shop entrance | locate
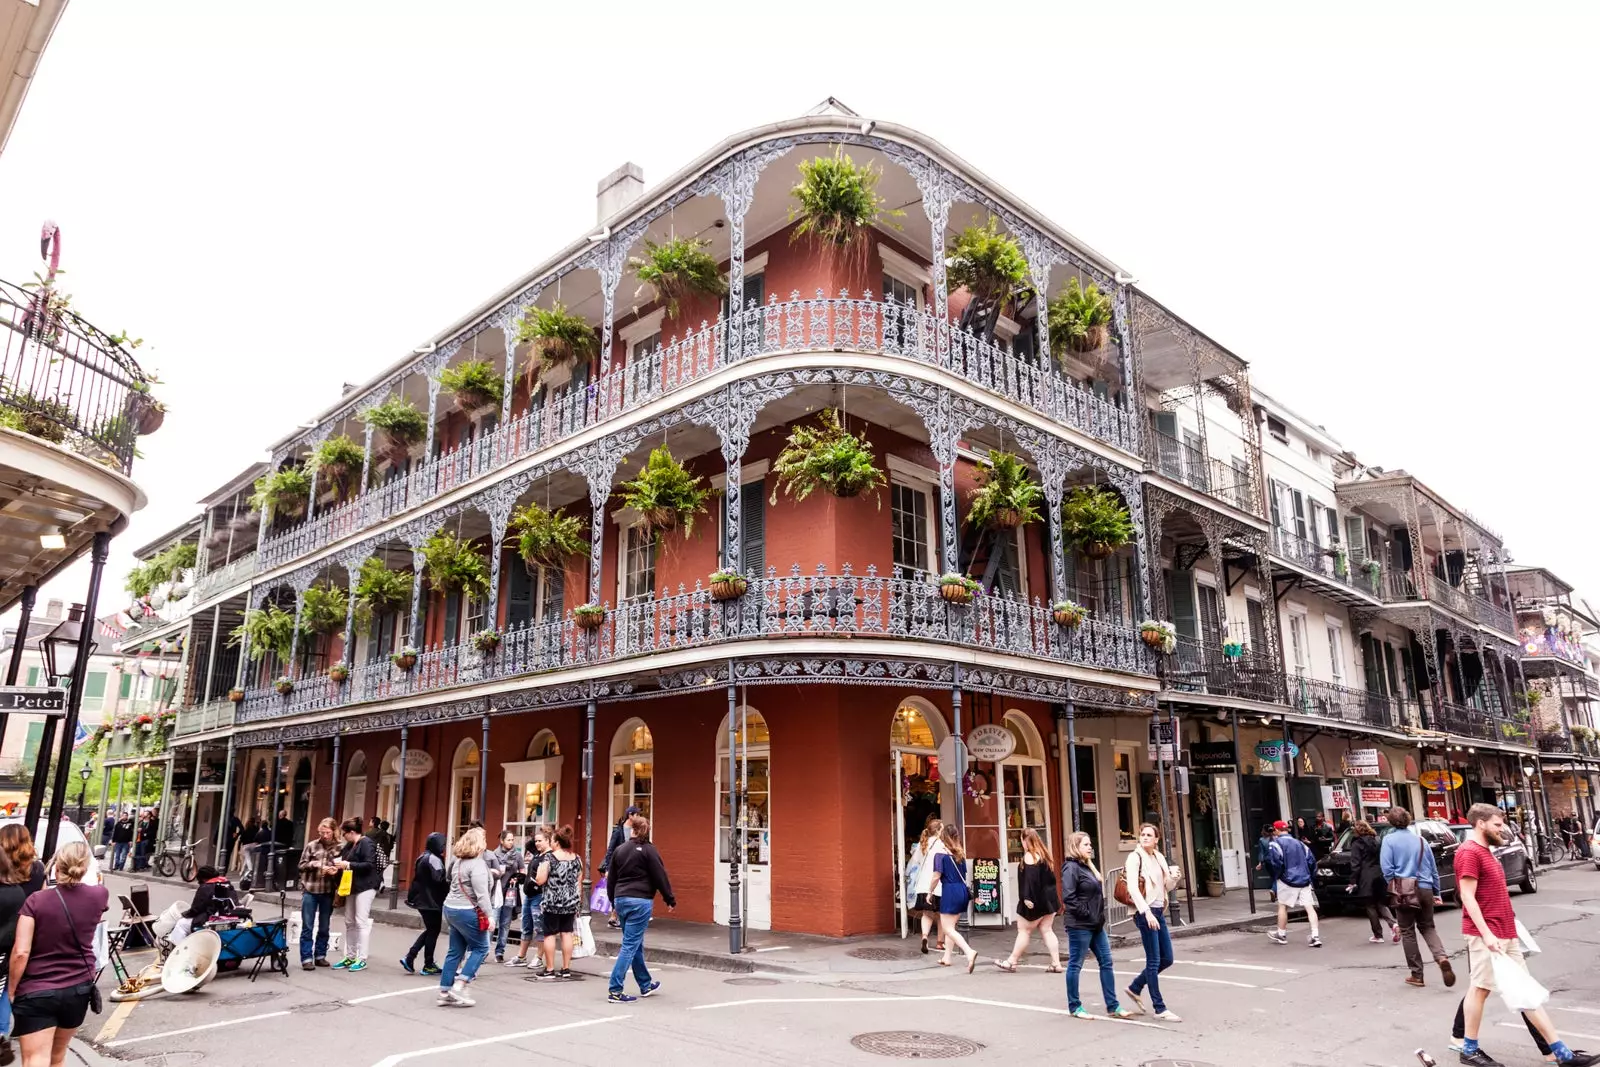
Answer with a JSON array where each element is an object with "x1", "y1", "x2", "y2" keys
[
  {"x1": 1211, "y1": 774, "x2": 1248, "y2": 887},
  {"x1": 343, "y1": 751, "x2": 368, "y2": 824},
  {"x1": 714, "y1": 707, "x2": 770, "y2": 930},
  {"x1": 890, "y1": 698, "x2": 952, "y2": 937},
  {"x1": 1241, "y1": 773, "x2": 1282, "y2": 891},
  {"x1": 997, "y1": 713, "x2": 1050, "y2": 922},
  {"x1": 504, "y1": 731, "x2": 561, "y2": 845}
]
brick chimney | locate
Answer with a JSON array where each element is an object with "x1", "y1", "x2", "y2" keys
[{"x1": 597, "y1": 163, "x2": 644, "y2": 224}]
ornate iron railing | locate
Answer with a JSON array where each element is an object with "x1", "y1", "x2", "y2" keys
[
  {"x1": 237, "y1": 565, "x2": 1155, "y2": 722},
  {"x1": 1536, "y1": 730, "x2": 1572, "y2": 754},
  {"x1": 1473, "y1": 596, "x2": 1515, "y2": 636},
  {"x1": 1270, "y1": 526, "x2": 1382, "y2": 597},
  {"x1": 175, "y1": 699, "x2": 236, "y2": 737},
  {"x1": 194, "y1": 551, "x2": 257, "y2": 602},
  {"x1": 258, "y1": 293, "x2": 1140, "y2": 569},
  {"x1": 1167, "y1": 636, "x2": 1284, "y2": 703},
  {"x1": 0, "y1": 277, "x2": 153, "y2": 476},
  {"x1": 1287, "y1": 675, "x2": 1406, "y2": 730},
  {"x1": 1434, "y1": 699, "x2": 1525, "y2": 744}
]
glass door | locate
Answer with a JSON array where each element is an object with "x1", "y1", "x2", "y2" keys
[
  {"x1": 1000, "y1": 761, "x2": 1049, "y2": 921},
  {"x1": 715, "y1": 710, "x2": 769, "y2": 930},
  {"x1": 1214, "y1": 774, "x2": 1246, "y2": 887}
]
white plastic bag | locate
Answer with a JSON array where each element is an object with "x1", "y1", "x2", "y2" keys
[
  {"x1": 1515, "y1": 918, "x2": 1541, "y2": 956},
  {"x1": 1490, "y1": 950, "x2": 1549, "y2": 1013},
  {"x1": 572, "y1": 915, "x2": 596, "y2": 959}
]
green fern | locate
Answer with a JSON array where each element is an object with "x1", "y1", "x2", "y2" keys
[
  {"x1": 631, "y1": 236, "x2": 727, "y2": 318},
  {"x1": 510, "y1": 502, "x2": 590, "y2": 570},
  {"x1": 420, "y1": 531, "x2": 490, "y2": 599},
  {"x1": 355, "y1": 557, "x2": 412, "y2": 620},
  {"x1": 360, "y1": 397, "x2": 428, "y2": 451},
  {"x1": 771, "y1": 408, "x2": 886, "y2": 504},
  {"x1": 619, "y1": 446, "x2": 711, "y2": 537},
  {"x1": 229, "y1": 604, "x2": 310, "y2": 662},
  {"x1": 1047, "y1": 277, "x2": 1113, "y2": 355},
  {"x1": 1060, "y1": 485, "x2": 1134, "y2": 553},
  {"x1": 249, "y1": 466, "x2": 312, "y2": 520},
  {"x1": 789, "y1": 148, "x2": 904, "y2": 255},
  {"x1": 438, "y1": 359, "x2": 504, "y2": 410},
  {"x1": 516, "y1": 303, "x2": 598, "y2": 379},
  {"x1": 964, "y1": 451, "x2": 1042, "y2": 529},
  {"x1": 947, "y1": 217, "x2": 1029, "y2": 313},
  {"x1": 311, "y1": 434, "x2": 367, "y2": 500}
]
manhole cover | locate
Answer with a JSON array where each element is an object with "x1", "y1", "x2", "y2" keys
[
  {"x1": 292, "y1": 1001, "x2": 345, "y2": 1014},
  {"x1": 132, "y1": 1055, "x2": 206, "y2": 1067},
  {"x1": 723, "y1": 977, "x2": 782, "y2": 986},
  {"x1": 847, "y1": 947, "x2": 917, "y2": 961},
  {"x1": 850, "y1": 1032, "x2": 980, "y2": 1059}
]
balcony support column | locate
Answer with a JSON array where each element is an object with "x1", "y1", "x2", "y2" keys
[
  {"x1": 483, "y1": 485, "x2": 520, "y2": 633},
  {"x1": 0, "y1": 583, "x2": 36, "y2": 751},
  {"x1": 358, "y1": 422, "x2": 374, "y2": 522},
  {"x1": 390, "y1": 725, "x2": 408, "y2": 909},
  {"x1": 329, "y1": 731, "x2": 342, "y2": 820},
  {"x1": 1105, "y1": 467, "x2": 1153, "y2": 621},
  {"x1": 949, "y1": 663, "x2": 965, "y2": 842},
  {"x1": 477, "y1": 714, "x2": 490, "y2": 824},
  {"x1": 185, "y1": 740, "x2": 204, "y2": 849},
  {"x1": 577, "y1": 450, "x2": 624, "y2": 607},
  {"x1": 421, "y1": 346, "x2": 456, "y2": 465},
  {"x1": 905, "y1": 389, "x2": 974, "y2": 578},
  {"x1": 499, "y1": 302, "x2": 534, "y2": 432},
  {"x1": 213, "y1": 742, "x2": 236, "y2": 866},
  {"x1": 693, "y1": 388, "x2": 761, "y2": 580},
  {"x1": 915, "y1": 172, "x2": 952, "y2": 325},
  {"x1": 1113, "y1": 286, "x2": 1139, "y2": 421},
  {"x1": 407, "y1": 545, "x2": 427, "y2": 650},
  {"x1": 200, "y1": 603, "x2": 222, "y2": 705},
  {"x1": 599, "y1": 239, "x2": 624, "y2": 378}
]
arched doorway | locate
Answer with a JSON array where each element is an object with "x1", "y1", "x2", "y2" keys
[
  {"x1": 715, "y1": 708, "x2": 770, "y2": 930},
  {"x1": 504, "y1": 730, "x2": 562, "y2": 844},
  {"x1": 609, "y1": 719, "x2": 653, "y2": 828},
  {"x1": 377, "y1": 747, "x2": 401, "y2": 888},
  {"x1": 448, "y1": 739, "x2": 480, "y2": 843},
  {"x1": 890, "y1": 697, "x2": 951, "y2": 936},
  {"x1": 343, "y1": 751, "x2": 369, "y2": 824},
  {"x1": 998, "y1": 712, "x2": 1049, "y2": 921}
]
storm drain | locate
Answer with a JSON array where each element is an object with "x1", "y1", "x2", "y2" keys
[
  {"x1": 291, "y1": 1000, "x2": 345, "y2": 1014},
  {"x1": 850, "y1": 1032, "x2": 980, "y2": 1059},
  {"x1": 724, "y1": 976, "x2": 784, "y2": 986},
  {"x1": 847, "y1": 946, "x2": 918, "y2": 961}
]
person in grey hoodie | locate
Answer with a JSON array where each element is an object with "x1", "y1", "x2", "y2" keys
[
  {"x1": 438, "y1": 827, "x2": 494, "y2": 1007},
  {"x1": 401, "y1": 832, "x2": 447, "y2": 976},
  {"x1": 490, "y1": 830, "x2": 524, "y2": 963}
]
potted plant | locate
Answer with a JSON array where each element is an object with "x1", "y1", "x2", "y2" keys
[
  {"x1": 438, "y1": 358, "x2": 505, "y2": 412},
  {"x1": 788, "y1": 147, "x2": 903, "y2": 264},
  {"x1": 1061, "y1": 485, "x2": 1135, "y2": 559},
  {"x1": 300, "y1": 584, "x2": 356, "y2": 635},
  {"x1": 509, "y1": 502, "x2": 590, "y2": 571},
  {"x1": 249, "y1": 466, "x2": 312, "y2": 521},
  {"x1": 329, "y1": 662, "x2": 350, "y2": 683},
  {"x1": 620, "y1": 446, "x2": 710, "y2": 536},
  {"x1": 391, "y1": 646, "x2": 419, "y2": 671},
  {"x1": 135, "y1": 713, "x2": 154, "y2": 732},
  {"x1": 127, "y1": 380, "x2": 167, "y2": 435},
  {"x1": 770, "y1": 408, "x2": 886, "y2": 503},
  {"x1": 472, "y1": 629, "x2": 501, "y2": 655},
  {"x1": 1195, "y1": 846, "x2": 1225, "y2": 898},
  {"x1": 274, "y1": 676, "x2": 295, "y2": 696},
  {"x1": 516, "y1": 303, "x2": 598, "y2": 380},
  {"x1": 2, "y1": 392, "x2": 72, "y2": 443},
  {"x1": 1140, "y1": 620, "x2": 1177, "y2": 654},
  {"x1": 1046, "y1": 277, "x2": 1114, "y2": 355},
  {"x1": 938, "y1": 573, "x2": 980, "y2": 605},
  {"x1": 311, "y1": 434, "x2": 367, "y2": 502},
  {"x1": 1363, "y1": 559, "x2": 1382, "y2": 587},
  {"x1": 630, "y1": 236, "x2": 728, "y2": 318},
  {"x1": 355, "y1": 557, "x2": 412, "y2": 619},
  {"x1": 574, "y1": 603, "x2": 607, "y2": 631},
  {"x1": 947, "y1": 217, "x2": 1029, "y2": 325},
  {"x1": 1052, "y1": 600, "x2": 1087, "y2": 628},
  {"x1": 228, "y1": 687, "x2": 245, "y2": 704},
  {"x1": 965, "y1": 450, "x2": 1042, "y2": 530},
  {"x1": 228, "y1": 603, "x2": 305, "y2": 663},
  {"x1": 1222, "y1": 639, "x2": 1244, "y2": 660},
  {"x1": 360, "y1": 397, "x2": 429, "y2": 467},
  {"x1": 1331, "y1": 547, "x2": 1349, "y2": 579},
  {"x1": 710, "y1": 569, "x2": 747, "y2": 601},
  {"x1": 420, "y1": 530, "x2": 491, "y2": 599}
]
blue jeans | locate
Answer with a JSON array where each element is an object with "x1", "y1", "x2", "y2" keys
[
  {"x1": 0, "y1": 984, "x2": 10, "y2": 1036},
  {"x1": 521, "y1": 893, "x2": 543, "y2": 944},
  {"x1": 608, "y1": 897, "x2": 654, "y2": 994},
  {"x1": 112, "y1": 842, "x2": 130, "y2": 870},
  {"x1": 439, "y1": 907, "x2": 489, "y2": 989},
  {"x1": 1128, "y1": 910, "x2": 1173, "y2": 1013},
  {"x1": 494, "y1": 902, "x2": 518, "y2": 957},
  {"x1": 1066, "y1": 926, "x2": 1120, "y2": 1014},
  {"x1": 299, "y1": 892, "x2": 334, "y2": 962}
]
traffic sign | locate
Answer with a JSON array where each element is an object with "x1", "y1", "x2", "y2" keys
[{"x1": 0, "y1": 688, "x2": 67, "y2": 714}]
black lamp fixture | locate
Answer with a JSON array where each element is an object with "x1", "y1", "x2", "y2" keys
[{"x1": 37, "y1": 605, "x2": 96, "y2": 685}]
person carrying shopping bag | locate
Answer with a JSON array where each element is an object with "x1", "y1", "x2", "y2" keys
[
  {"x1": 437, "y1": 827, "x2": 494, "y2": 1007},
  {"x1": 332, "y1": 818, "x2": 381, "y2": 972},
  {"x1": 930, "y1": 826, "x2": 977, "y2": 973}
]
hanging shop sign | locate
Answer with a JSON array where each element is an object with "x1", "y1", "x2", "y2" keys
[
  {"x1": 965, "y1": 724, "x2": 1016, "y2": 763},
  {"x1": 1148, "y1": 719, "x2": 1176, "y2": 764},
  {"x1": 1255, "y1": 740, "x2": 1299, "y2": 763},
  {"x1": 1324, "y1": 783, "x2": 1352, "y2": 811},
  {"x1": 1359, "y1": 786, "x2": 1392, "y2": 807},
  {"x1": 1187, "y1": 741, "x2": 1237, "y2": 773},
  {"x1": 1080, "y1": 790, "x2": 1098, "y2": 812},
  {"x1": 971, "y1": 857, "x2": 1002, "y2": 914},
  {"x1": 392, "y1": 750, "x2": 436, "y2": 779},
  {"x1": 1418, "y1": 770, "x2": 1464, "y2": 791},
  {"x1": 1341, "y1": 749, "x2": 1380, "y2": 777},
  {"x1": 1426, "y1": 792, "x2": 1449, "y2": 820}
]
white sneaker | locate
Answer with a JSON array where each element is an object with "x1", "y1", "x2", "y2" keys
[
  {"x1": 1308, "y1": 935, "x2": 1323, "y2": 948},
  {"x1": 436, "y1": 989, "x2": 455, "y2": 1006},
  {"x1": 1268, "y1": 930, "x2": 1288, "y2": 945},
  {"x1": 507, "y1": 956, "x2": 526, "y2": 967},
  {"x1": 1154, "y1": 1009, "x2": 1182, "y2": 1022},
  {"x1": 450, "y1": 981, "x2": 475, "y2": 1007}
]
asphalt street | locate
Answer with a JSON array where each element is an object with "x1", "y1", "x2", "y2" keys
[{"x1": 82, "y1": 866, "x2": 1599, "y2": 1067}]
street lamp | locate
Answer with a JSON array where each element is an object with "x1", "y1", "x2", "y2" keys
[
  {"x1": 76, "y1": 765, "x2": 91, "y2": 823},
  {"x1": 38, "y1": 613, "x2": 97, "y2": 686}
]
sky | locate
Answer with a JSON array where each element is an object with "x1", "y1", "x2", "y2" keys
[{"x1": 2, "y1": 1, "x2": 1597, "y2": 625}]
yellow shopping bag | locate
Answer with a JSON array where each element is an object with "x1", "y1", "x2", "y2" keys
[{"x1": 337, "y1": 869, "x2": 353, "y2": 897}]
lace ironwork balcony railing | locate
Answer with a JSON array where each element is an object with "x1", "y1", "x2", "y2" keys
[
  {"x1": 0, "y1": 277, "x2": 154, "y2": 476},
  {"x1": 175, "y1": 699, "x2": 236, "y2": 737},
  {"x1": 194, "y1": 551, "x2": 257, "y2": 601},
  {"x1": 1434, "y1": 700, "x2": 1525, "y2": 744},
  {"x1": 1286, "y1": 675, "x2": 1403, "y2": 730},
  {"x1": 1166, "y1": 637, "x2": 1284, "y2": 704},
  {"x1": 257, "y1": 293, "x2": 1141, "y2": 569},
  {"x1": 1472, "y1": 596, "x2": 1515, "y2": 636},
  {"x1": 1535, "y1": 730, "x2": 1578, "y2": 754},
  {"x1": 1270, "y1": 527, "x2": 1382, "y2": 598},
  {"x1": 236, "y1": 565, "x2": 1156, "y2": 722},
  {"x1": 1145, "y1": 428, "x2": 1257, "y2": 514}
]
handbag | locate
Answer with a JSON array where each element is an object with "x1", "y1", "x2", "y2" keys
[
  {"x1": 1113, "y1": 852, "x2": 1152, "y2": 909},
  {"x1": 336, "y1": 869, "x2": 353, "y2": 897},
  {"x1": 1386, "y1": 832, "x2": 1423, "y2": 910},
  {"x1": 590, "y1": 877, "x2": 612, "y2": 915},
  {"x1": 455, "y1": 863, "x2": 491, "y2": 932},
  {"x1": 572, "y1": 914, "x2": 596, "y2": 959},
  {"x1": 54, "y1": 888, "x2": 102, "y2": 1015}
]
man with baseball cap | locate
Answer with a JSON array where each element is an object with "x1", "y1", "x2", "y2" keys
[{"x1": 1264, "y1": 819, "x2": 1321, "y2": 948}]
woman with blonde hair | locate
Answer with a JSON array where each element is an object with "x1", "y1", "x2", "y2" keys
[
  {"x1": 1123, "y1": 822, "x2": 1181, "y2": 1021},
  {"x1": 1060, "y1": 831, "x2": 1134, "y2": 1019},
  {"x1": 907, "y1": 818, "x2": 946, "y2": 954},
  {"x1": 438, "y1": 826, "x2": 493, "y2": 1007},
  {"x1": 994, "y1": 827, "x2": 1061, "y2": 972},
  {"x1": 8, "y1": 842, "x2": 107, "y2": 1067},
  {"x1": 930, "y1": 825, "x2": 977, "y2": 972}
]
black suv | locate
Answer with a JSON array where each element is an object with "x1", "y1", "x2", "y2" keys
[
  {"x1": 1448, "y1": 823, "x2": 1537, "y2": 894},
  {"x1": 1311, "y1": 819, "x2": 1460, "y2": 913}
]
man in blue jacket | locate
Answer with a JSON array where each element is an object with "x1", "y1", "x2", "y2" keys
[
  {"x1": 1265, "y1": 820, "x2": 1321, "y2": 948},
  {"x1": 1378, "y1": 806, "x2": 1452, "y2": 988}
]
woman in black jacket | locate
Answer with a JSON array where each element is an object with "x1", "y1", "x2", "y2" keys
[
  {"x1": 334, "y1": 817, "x2": 381, "y2": 971},
  {"x1": 1061, "y1": 832, "x2": 1134, "y2": 1020},
  {"x1": 1347, "y1": 820, "x2": 1398, "y2": 943},
  {"x1": 401, "y1": 832, "x2": 447, "y2": 976},
  {"x1": 604, "y1": 815, "x2": 674, "y2": 1003},
  {"x1": 994, "y1": 829, "x2": 1061, "y2": 972}
]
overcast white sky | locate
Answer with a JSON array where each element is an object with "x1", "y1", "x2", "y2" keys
[{"x1": 3, "y1": 1, "x2": 1597, "y2": 623}]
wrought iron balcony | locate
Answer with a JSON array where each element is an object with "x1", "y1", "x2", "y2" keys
[
  {"x1": 1286, "y1": 675, "x2": 1407, "y2": 730},
  {"x1": 1145, "y1": 428, "x2": 1256, "y2": 513},
  {"x1": 1270, "y1": 526, "x2": 1383, "y2": 598},
  {"x1": 175, "y1": 698, "x2": 236, "y2": 738},
  {"x1": 194, "y1": 551, "x2": 257, "y2": 602},
  {"x1": 0, "y1": 277, "x2": 154, "y2": 476},
  {"x1": 1166, "y1": 636, "x2": 1284, "y2": 704},
  {"x1": 257, "y1": 293, "x2": 1141, "y2": 570},
  {"x1": 236, "y1": 564, "x2": 1156, "y2": 722},
  {"x1": 1434, "y1": 699, "x2": 1525, "y2": 745}
]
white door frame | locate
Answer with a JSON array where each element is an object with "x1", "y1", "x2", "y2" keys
[
  {"x1": 1213, "y1": 772, "x2": 1247, "y2": 888},
  {"x1": 714, "y1": 706, "x2": 770, "y2": 930}
]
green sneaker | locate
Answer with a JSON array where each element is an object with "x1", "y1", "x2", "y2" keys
[
  {"x1": 331, "y1": 957, "x2": 354, "y2": 970},
  {"x1": 346, "y1": 959, "x2": 367, "y2": 972},
  {"x1": 1070, "y1": 1007, "x2": 1095, "y2": 1020}
]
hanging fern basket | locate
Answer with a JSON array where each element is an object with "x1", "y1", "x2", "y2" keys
[
  {"x1": 991, "y1": 508, "x2": 1024, "y2": 531},
  {"x1": 710, "y1": 574, "x2": 748, "y2": 601},
  {"x1": 574, "y1": 605, "x2": 607, "y2": 631},
  {"x1": 1083, "y1": 540, "x2": 1115, "y2": 560},
  {"x1": 1067, "y1": 323, "x2": 1109, "y2": 353}
]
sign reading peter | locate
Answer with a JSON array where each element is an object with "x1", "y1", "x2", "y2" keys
[{"x1": 0, "y1": 688, "x2": 66, "y2": 714}]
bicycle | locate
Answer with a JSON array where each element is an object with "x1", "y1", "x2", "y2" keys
[{"x1": 152, "y1": 838, "x2": 203, "y2": 882}]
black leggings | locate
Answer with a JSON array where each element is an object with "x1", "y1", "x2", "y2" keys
[
  {"x1": 1365, "y1": 902, "x2": 1396, "y2": 939},
  {"x1": 407, "y1": 908, "x2": 442, "y2": 968}
]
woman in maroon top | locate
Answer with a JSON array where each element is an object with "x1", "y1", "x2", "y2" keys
[{"x1": 7, "y1": 842, "x2": 107, "y2": 1067}]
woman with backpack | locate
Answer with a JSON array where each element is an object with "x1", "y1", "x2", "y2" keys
[
  {"x1": 438, "y1": 827, "x2": 494, "y2": 1007},
  {"x1": 332, "y1": 817, "x2": 381, "y2": 972},
  {"x1": 993, "y1": 828, "x2": 1062, "y2": 972},
  {"x1": 1347, "y1": 820, "x2": 1399, "y2": 944},
  {"x1": 401, "y1": 832, "x2": 447, "y2": 976},
  {"x1": 930, "y1": 825, "x2": 977, "y2": 973},
  {"x1": 534, "y1": 825, "x2": 582, "y2": 980},
  {"x1": 1060, "y1": 831, "x2": 1135, "y2": 1020},
  {"x1": 906, "y1": 819, "x2": 946, "y2": 955}
]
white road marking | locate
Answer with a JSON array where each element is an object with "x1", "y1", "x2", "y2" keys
[
  {"x1": 1122, "y1": 958, "x2": 1298, "y2": 974},
  {"x1": 368, "y1": 1015, "x2": 630, "y2": 1067},
  {"x1": 1550, "y1": 1005, "x2": 1600, "y2": 1018},
  {"x1": 347, "y1": 985, "x2": 439, "y2": 1005},
  {"x1": 690, "y1": 993, "x2": 1173, "y2": 1029},
  {"x1": 1501, "y1": 1022, "x2": 1600, "y2": 1041},
  {"x1": 753, "y1": 945, "x2": 792, "y2": 952},
  {"x1": 1112, "y1": 969, "x2": 1275, "y2": 990},
  {"x1": 105, "y1": 1010, "x2": 293, "y2": 1048}
]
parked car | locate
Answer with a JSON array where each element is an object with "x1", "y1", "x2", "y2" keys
[
  {"x1": 1450, "y1": 823, "x2": 1537, "y2": 894},
  {"x1": 1313, "y1": 819, "x2": 1459, "y2": 912}
]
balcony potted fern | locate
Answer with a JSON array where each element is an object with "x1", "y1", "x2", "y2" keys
[
  {"x1": 1061, "y1": 485, "x2": 1135, "y2": 560},
  {"x1": 630, "y1": 236, "x2": 727, "y2": 318},
  {"x1": 939, "y1": 573, "x2": 979, "y2": 606},
  {"x1": 249, "y1": 466, "x2": 312, "y2": 522},
  {"x1": 228, "y1": 687, "x2": 245, "y2": 704},
  {"x1": 947, "y1": 217, "x2": 1029, "y2": 324},
  {"x1": 710, "y1": 569, "x2": 747, "y2": 601},
  {"x1": 311, "y1": 434, "x2": 366, "y2": 502},
  {"x1": 510, "y1": 502, "x2": 589, "y2": 571},
  {"x1": 355, "y1": 557, "x2": 412, "y2": 619},
  {"x1": 620, "y1": 446, "x2": 710, "y2": 536},
  {"x1": 127, "y1": 380, "x2": 167, "y2": 436},
  {"x1": 1052, "y1": 600, "x2": 1087, "y2": 629},
  {"x1": 1046, "y1": 277, "x2": 1114, "y2": 355},
  {"x1": 391, "y1": 646, "x2": 419, "y2": 671},
  {"x1": 1363, "y1": 559, "x2": 1382, "y2": 588},
  {"x1": 965, "y1": 450, "x2": 1042, "y2": 531},
  {"x1": 472, "y1": 629, "x2": 501, "y2": 655},
  {"x1": 574, "y1": 603, "x2": 606, "y2": 631},
  {"x1": 420, "y1": 531, "x2": 491, "y2": 600},
  {"x1": 517, "y1": 303, "x2": 598, "y2": 381},
  {"x1": 1140, "y1": 620, "x2": 1177, "y2": 654},
  {"x1": 274, "y1": 676, "x2": 295, "y2": 696},
  {"x1": 329, "y1": 662, "x2": 350, "y2": 683},
  {"x1": 771, "y1": 408, "x2": 886, "y2": 504},
  {"x1": 361, "y1": 397, "x2": 429, "y2": 466},
  {"x1": 789, "y1": 147, "x2": 903, "y2": 264},
  {"x1": 438, "y1": 358, "x2": 505, "y2": 413}
]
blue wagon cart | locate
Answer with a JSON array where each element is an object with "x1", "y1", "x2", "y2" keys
[{"x1": 208, "y1": 918, "x2": 289, "y2": 981}]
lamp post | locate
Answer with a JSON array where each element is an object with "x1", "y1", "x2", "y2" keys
[
  {"x1": 24, "y1": 603, "x2": 96, "y2": 836},
  {"x1": 76, "y1": 764, "x2": 92, "y2": 824},
  {"x1": 42, "y1": 531, "x2": 111, "y2": 862}
]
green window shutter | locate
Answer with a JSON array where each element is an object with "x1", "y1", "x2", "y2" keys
[
  {"x1": 84, "y1": 672, "x2": 107, "y2": 699},
  {"x1": 25, "y1": 666, "x2": 38, "y2": 687},
  {"x1": 21, "y1": 722, "x2": 43, "y2": 767},
  {"x1": 119, "y1": 672, "x2": 133, "y2": 698},
  {"x1": 1169, "y1": 568, "x2": 1198, "y2": 641}
]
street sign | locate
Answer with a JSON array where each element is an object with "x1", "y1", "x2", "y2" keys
[
  {"x1": 0, "y1": 688, "x2": 67, "y2": 714},
  {"x1": 1148, "y1": 718, "x2": 1176, "y2": 763}
]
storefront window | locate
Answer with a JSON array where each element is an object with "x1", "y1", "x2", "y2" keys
[
  {"x1": 504, "y1": 731, "x2": 560, "y2": 841},
  {"x1": 891, "y1": 702, "x2": 936, "y2": 747},
  {"x1": 611, "y1": 720, "x2": 654, "y2": 823},
  {"x1": 718, "y1": 709, "x2": 770, "y2": 865},
  {"x1": 1114, "y1": 749, "x2": 1136, "y2": 842}
]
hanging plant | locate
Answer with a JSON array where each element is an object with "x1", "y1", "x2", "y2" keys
[
  {"x1": 420, "y1": 530, "x2": 491, "y2": 599},
  {"x1": 1052, "y1": 600, "x2": 1087, "y2": 628},
  {"x1": 125, "y1": 561, "x2": 163, "y2": 598},
  {"x1": 274, "y1": 676, "x2": 295, "y2": 696},
  {"x1": 127, "y1": 381, "x2": 166, "y2": 435},
  {"x1": 630, "y1": 236, "x2": 727, "y2": 318},
  {"x1": 947, "y1": 217, "x2": 1029, "y2": 319},
  {"x1": 329, "y1": 662, "x2": 350, "y2": 683},
  {"x1": 965, "y1": 451, "x2": 1042, "y2": 531},
  {"x1": 709, "y1": 569, "x2": 748, "y2": 601},
  {"x1": 770, "y1": 408, "x2": 886, "y2": 504},
  {"x1": 229, "y1": 604, "x2": 309, "y2": 663},
  {"x1": 1, "y1": 392, "x2": 73, "y2": 443},
  {"x1": 516, "y1": 303, "x2": 598, "y2": 380},
  {"x1": 83, "y1": 723, "x2": 110, "y2": 758},
  {"x1": 1046, "y1": 277, "x2": 1114, "y2": 355},
  {"x1": 228, "y1": 687, "x2": 245, "y2": 704},
  {"x1": 392, "y1": 646, "x2": 419, "y2": 671},
  {"x1": 472, "y1": 629, "x2": 501, "y2": 655},
  {"x1": 438, "y1": 359, "x2": 505, "y2": 412},
  {"x1": 938, "y1": 573, "x2": 980, "y2": 605},
  {"x1": 619, "y1": 446, "x2": 711, "y2": 536},
  {"x1": 300, "y1": 584, "x2": 369, "y2": 636},
  {"x1": 1061, "y1": 485, "x2": 1134, "y2": 559},
  {"x1": 574, "y1": 603, "x2": 607, "y2": 630},
  {"x1": 355, "y1": 557, "x2": 412, "y2": 620},
  {"x1": 311, "y1": 435, "x2": 367, "y2": 502},
  {"x1": 250, "y1": 466, "x2": 312, "y2": 522},
  {"x1": 360, "y1": 397, "x2": 429, "y2": 466},
  {"x1": 1332, "y1": 547, "x2": 1349, "y2": 579},
  {"x1": 789, "y1": 147, "x2": 903, "y2": 264},
  {"x1": 1363, "y1": 559, "x2": 1383, "y2": 583},
  {"x1": 1222, "y1": 639, "x2": 1244, "y2": 660},
  {"x1": 1140, "y1": 620, "x2": 1177, "y2": 654},
  {"x1": 509, "y1": 502, "x2": 590, "y2": 570}
]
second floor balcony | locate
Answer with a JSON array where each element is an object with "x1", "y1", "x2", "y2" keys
[
  {"x1": 1166, "y1": 636, "x2": 1283, "y2": 704},
  {"x1": 1287, "y1": 675, "x2": 1416, "y2": 731},
  {"x1": 1269, "y1": 525, "x2": 1383, "y2": 603}
]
